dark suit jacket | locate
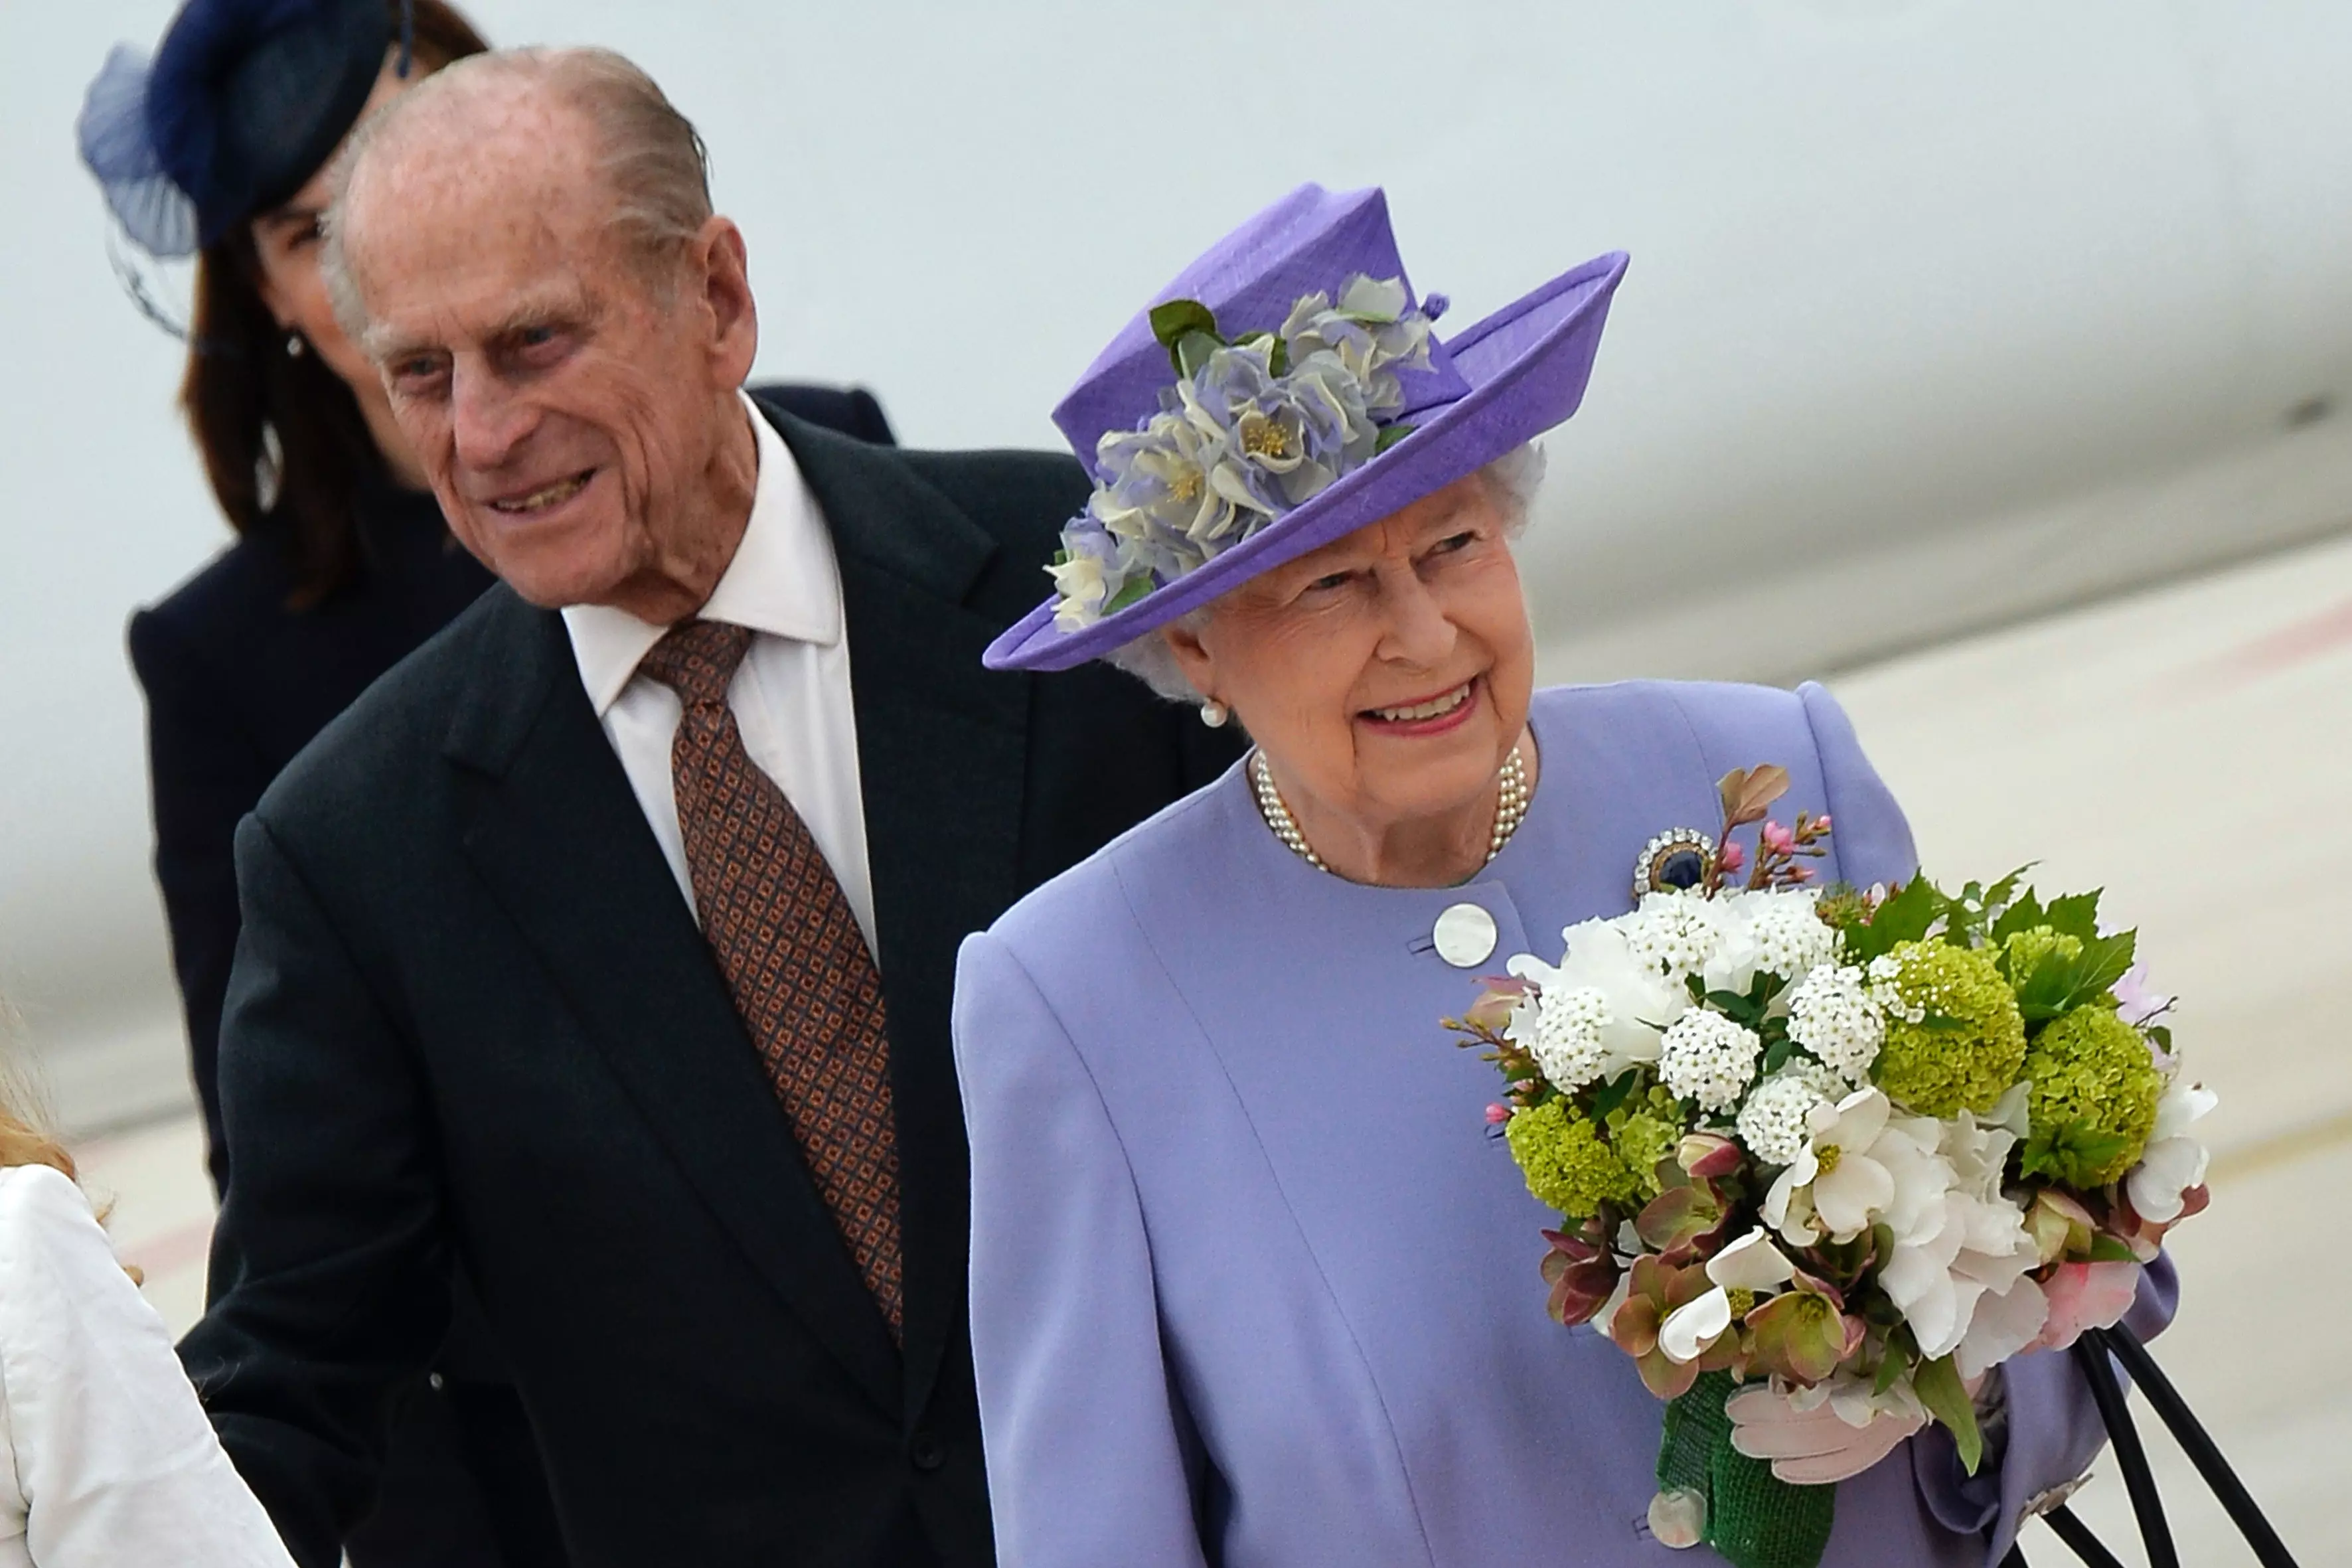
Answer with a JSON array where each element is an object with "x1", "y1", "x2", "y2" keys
[
  {"x1": 178, "y1": 402, "x2": 1243, "y2": 1568},
  {"x1": 129, "y1": 382, "x2": 894, "y2": 1198}
]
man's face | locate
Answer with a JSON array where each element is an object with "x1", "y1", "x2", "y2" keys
[{"x1": 347, "y1": 117, "x2": 747, "y2": 611}]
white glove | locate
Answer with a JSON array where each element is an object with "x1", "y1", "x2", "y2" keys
[{"x1": 1725, "y1": 1385, "x2": 1924, "y2": 1484}]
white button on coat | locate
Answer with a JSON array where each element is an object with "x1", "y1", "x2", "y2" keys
[{"x1": 1432, "y1": 902, "x2": 1498, "y2": 968}]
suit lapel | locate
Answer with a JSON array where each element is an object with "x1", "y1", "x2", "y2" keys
[
  {"x1": 443, "y1": 593, "x2": 903, "y2": 1413},
  {"x1": 774, "y1": 414, "x2": 1032, "y2": 1425}
]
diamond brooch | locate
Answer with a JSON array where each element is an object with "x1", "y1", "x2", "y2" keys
[{"x1": 1632, "y1": 828, "x2": 1716, "y2": 901}]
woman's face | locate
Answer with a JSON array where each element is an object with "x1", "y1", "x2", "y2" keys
[
  {"x1": 246, "y1": 60, "x2": 414, "y2": 412},
  {"x1": 1165, "y1": 471, "x2": 1536, "y2": 838}
]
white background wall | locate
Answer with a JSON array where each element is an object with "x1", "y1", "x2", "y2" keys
[{"x1": 5, "y1": 1, "x2": 2351, "y2": 1101}]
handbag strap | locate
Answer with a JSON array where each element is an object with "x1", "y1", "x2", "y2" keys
[
  {"x1": 2018, "y1": 1326, "x2": 2300, "y2": 1568},
  {"x1": 2071, "y1": 1333, "x2": 2181, "y2": 1568},
  {"x1": 2095, "y1": 1326, "x2": 2301, "y2": 1568}
]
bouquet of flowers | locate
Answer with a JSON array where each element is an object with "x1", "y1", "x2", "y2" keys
[{"x1": 1448, "y1": 765, "x2": 2215, "y2": 1568}]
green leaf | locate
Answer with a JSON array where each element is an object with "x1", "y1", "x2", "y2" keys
[
  {"x1": 1267, "y1": 335, "x2": 1289, "y2": 377},
  {"x1": 1913, "y1": 1354, "x2": 1984, "y2": 1472},
  {"x1": 1589, "y1": 1068, "x2": 1641, "y2": 1122},
  {"x1": 2086, "y1": 1233, "x2": 2138, "y2": 1263},
  {"x1": 1705, "y1": 990, "x2": 1764, "y2": 1027},
  {"x1": 1842, "y1": 876, "x2": 1941, "y2": 964},
  {"x1": 1173, "y1": 330, "x2": 1224, "y2": 380},
  {"x1": 1373, "y1": 423, "x2": 1417, "y2": 453},
  {"x1": 1982, "y1": 866, "x2": 2035, "y2": 917},
  {"x1": 1874, "y1": 1323, "x2": 1919, "y2": 1395},
  {"x1": 1989, "y1": 887, "x2": 2048, "y2": 946},
  {"x1": 2041, "y1": 891, "x2": 2105, "y2": 945},
  {"x1": 1149, "y1": 298, "x2": 1220, "y2": 353},
  {"x1": 1761, "y1": 1036, "x2": 1798, "y2": 1076},
  {"x1": 1102, "y1": 574, "x2": 1154, "y2": 616},
  {"x1": 2020, "y1": 1119, "x2": 2134, "y2": 1188}
]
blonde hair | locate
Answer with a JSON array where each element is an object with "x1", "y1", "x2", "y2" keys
[{"x1": 0, "y1": 1002, "x2": 73, "y2": 1180}]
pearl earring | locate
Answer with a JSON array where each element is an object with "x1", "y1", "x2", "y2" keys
[
  {"x1": 285, "y1": 333, "x2": 305, "y2": 358},
  {"x1": 1200, "y1": 700, "x2": 1229, "y2": 729}
]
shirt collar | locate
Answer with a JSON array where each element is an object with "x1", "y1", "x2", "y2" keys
[{"x1": 562, "y1": 392, "x2": 843, "y2": 716}]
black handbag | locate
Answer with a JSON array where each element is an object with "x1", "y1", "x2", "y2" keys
[{"x1": 1998, "y1": 1324, "x2": 2300, "y2": 1568}]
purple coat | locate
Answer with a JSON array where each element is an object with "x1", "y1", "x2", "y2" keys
[{"x1": 953, "y1": 680, "x2": 2173, "y2": 1567}]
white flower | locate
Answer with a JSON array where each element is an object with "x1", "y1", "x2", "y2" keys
[
  {"x1": 1621, "y1": 892, "x2": 1731, "y2": 979},
  {"x1": 1046, "y1": 549, "x2": 1114, "y2": 631},
  {"x1": 1880, "y1": 1187, "x2": 2039, "y2": 1361},
  {"x1": 1514, "y1": 985, "x2": 1610, "y2": 1093},
  {"x1": 1955, "y1": 1274, "x2": 2050, "y2": 1383},
  {"x1": 1784, "y1": 964, "x2": 1886, "y2": 1085},
  {"x1": 1707, "y1": 890, "x2": 1838, "y2": 994},
  {"x1": 1736, "y1": 1074, "x2": 1831, "y2": 1167},
  {"x1": 1663, "y1": 1231, "x2": 1802, "y2": 1367},
  {"x1": 1658, "y1": 1011, "x2": 1763, "y2": 1113},
  {"x1": 1878, "y1": 1108, "x2": 2040, "y2": 1363},
  {"x1": 1786, "y1": 1368, "x2": 1926, "y2": 1428},
  {"x1": 1506, "y1": 918, "x2": 1686, "y2": 1086},
  {"x1": 1763, "y1": 1088, "x2": 1946, "y2": 1245},
  {"x1": 2126, "y1": 1077, "x2": 2217, "y2": 1224},
  {"x1": 1866, "y1": 953, "x2": 1928, "y2": 1024},
  {"x1": 1660, "y1": 1287, "x2": 1734, "y2": 1364},
  {"x1": 1707, "y1": 1229, "x2": 1798, "y2": 1292}
]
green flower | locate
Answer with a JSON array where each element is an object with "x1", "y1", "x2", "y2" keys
[
  {"x1": 2002, "y1": 925, "x2": 2082, "y2": 982},
  {"x1": 1869, "y1": 941, "x2": 2027, "y2": 1117},
  {"x1": 1508, "y1": 1099, "x2": 1640, "y2": 1218},
  {"x1": 2023, "y1": 1006, "x2": 2163, "y2": 1187},
  {"x1": 1606, "y1": 1085, "x2": 1687, "y2": 1202}
]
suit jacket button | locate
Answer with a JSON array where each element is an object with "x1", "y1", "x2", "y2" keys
[{"x1": 910, "y1": 1433, "x2": 946, "y2": 1472}]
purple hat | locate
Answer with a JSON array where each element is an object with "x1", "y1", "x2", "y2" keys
[{"x1": 984, "y1": 183, "x2": 1628, "y2": 672}]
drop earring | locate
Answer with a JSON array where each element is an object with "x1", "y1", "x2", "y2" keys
[
  {"x1": 1200, "y1": 700, "x2": 1229, "y2": 729},
  {"x1": 285, "y1": 332, "x2": 305, "y2": 358}
]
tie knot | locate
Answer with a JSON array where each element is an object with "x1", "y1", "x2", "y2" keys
[{"x1": 638, "y1": 619, "x2": 752, "y2": 706}]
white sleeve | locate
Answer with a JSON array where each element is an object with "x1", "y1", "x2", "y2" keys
[{"x1": 0, "y1": 1165, "x2": 297, "y2": 1568}]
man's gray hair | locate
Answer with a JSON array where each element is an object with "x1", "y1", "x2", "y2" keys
[
  {"x1": 1105, "y1": 441, "x2": 1550, "y2": 705},
  {"x1": 321, "y1": 47, "x2": 714, "y2": 343}
]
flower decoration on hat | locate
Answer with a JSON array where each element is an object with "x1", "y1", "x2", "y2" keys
[{"x1": 1048, "y1": 275, "x2": 1439, "y2": 631}]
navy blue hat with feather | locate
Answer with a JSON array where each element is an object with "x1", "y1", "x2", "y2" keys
[{"x1": 78, "y1": 0, "x2": 408, "y2": 259}]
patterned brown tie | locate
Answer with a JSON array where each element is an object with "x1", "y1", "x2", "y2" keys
[{"x1": 638, "y1": 619, "x2": 903, "y2": 1338}]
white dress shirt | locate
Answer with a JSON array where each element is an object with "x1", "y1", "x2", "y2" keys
[
  {"x1": 562, "y1": 394, "x2": 878, "y2": 957},
  {"x1": 0, "y1": 1164, "x2": 297, "y2": 1568}
]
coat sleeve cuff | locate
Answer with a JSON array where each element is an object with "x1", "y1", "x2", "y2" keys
[{"x1": 1917, "y1": 1255, "x2": 2180, "y2": 1565}]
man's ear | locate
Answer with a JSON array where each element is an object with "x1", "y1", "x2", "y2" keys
[
  {"x1": 693, "y1": 215, "x2": 758, "y2": 387},
  {"x1": 1160, "y1": 619, "x2": 1217, "y2": 703}
]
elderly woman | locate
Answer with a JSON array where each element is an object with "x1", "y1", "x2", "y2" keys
[{"x1": 953, "y1": 185, "x2": 2170, "y2": 1567}]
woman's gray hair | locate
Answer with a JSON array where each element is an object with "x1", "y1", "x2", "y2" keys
[
  {"x1": 1104, "y1": 441, "x2": 1549, "y2": 704},
  {"x1": 322, "y1": 47, "x2": 714, "y2": 341}
]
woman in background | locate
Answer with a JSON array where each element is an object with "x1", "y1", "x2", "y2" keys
[
  {"x1": 0, "y1": 1049, "x2": 296, "y2": 1567},
  {"x1": 80, "y1": 3, "x2": 542, "y2": 1565},
  {"x1": 83, "y1": 2, "x2": 897, "y2": 1563}
]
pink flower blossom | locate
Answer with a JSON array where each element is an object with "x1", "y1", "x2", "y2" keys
[
  {"x1": 2112, "y1": 965, "x2": 2175, "y2": 1032},
  {"x1": 2031, "y1": 1260, "x2": 2141, "y2": 1352},
  {"x1": 1717, "y1": 840, "x2": 1746, "y2": 875},
  {"x1": 1813, "y1": 814, "x2": 1832, "y2": 832},
  {"x1": 1789, "y1": 866, "x2": 1814, "y2": 883},
  {"x1": 1484, "y1": 1103, "x2": 1511, "y2": 1126},
  {"x1": 1761, "y1": 821, "x2": 1796, "y2": 856}
]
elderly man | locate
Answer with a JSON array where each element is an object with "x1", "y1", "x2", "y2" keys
[{"x1": 176, "y1": 47, "x2": 1241, "y2": 1568}]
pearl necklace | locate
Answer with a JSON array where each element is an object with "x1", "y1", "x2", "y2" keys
[{"x1": 1251, "y1": 745, "x2": 1530, "y2": 875}]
